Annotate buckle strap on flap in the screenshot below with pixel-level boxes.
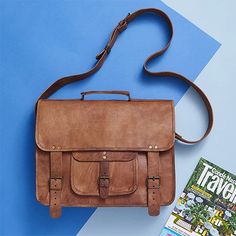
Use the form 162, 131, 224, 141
147, 152, 161, 216
99, 161, 109, 199
49, 152, 62, 218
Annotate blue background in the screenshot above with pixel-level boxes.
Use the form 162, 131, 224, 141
1, 0, 219, 235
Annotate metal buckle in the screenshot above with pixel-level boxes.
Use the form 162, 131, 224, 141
117, 13, 130, 32
96, 13, 130, 60
99, 176, 110, 180
98, 176, 110, 187
117, 19, 128, 32
49, 177, 62, 190
147, 176, 160, 181
146, 176, 160, 189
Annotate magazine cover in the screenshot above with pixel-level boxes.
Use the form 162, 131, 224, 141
161, 158, 236, 236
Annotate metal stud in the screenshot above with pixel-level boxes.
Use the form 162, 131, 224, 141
57, 146, 61, 150
52, 145, 56, 149
103, 156, 107, 160
103, 151, 107, 155
148, 145, 153, 149
154, 145, 158, 149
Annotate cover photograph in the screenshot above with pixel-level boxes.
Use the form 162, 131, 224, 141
162, 158, 236, 236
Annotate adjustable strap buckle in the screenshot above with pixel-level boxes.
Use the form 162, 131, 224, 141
98, 176, 110, 187
146, 176, 160, 189
117, 13, 130, 32
49, 177, 63, 191
96, 13, 130, 60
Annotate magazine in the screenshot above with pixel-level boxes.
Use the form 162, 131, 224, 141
161, 158, 236, 236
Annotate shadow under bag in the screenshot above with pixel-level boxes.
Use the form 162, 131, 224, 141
35, 8, 213, 218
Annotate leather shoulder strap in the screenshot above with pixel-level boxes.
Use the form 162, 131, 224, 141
37, 8, 213, 144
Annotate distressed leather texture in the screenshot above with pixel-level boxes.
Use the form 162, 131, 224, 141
36, 99, 176, 217
36, 100, 174, 151
35, 8, 213, 218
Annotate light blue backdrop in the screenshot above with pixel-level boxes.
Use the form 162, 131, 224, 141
1, 0, 219, 235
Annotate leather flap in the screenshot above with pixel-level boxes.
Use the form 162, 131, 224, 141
36, 99, 175, 152
72, 151, 136, 162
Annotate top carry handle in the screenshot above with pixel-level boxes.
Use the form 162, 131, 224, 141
37, 8, 213, 144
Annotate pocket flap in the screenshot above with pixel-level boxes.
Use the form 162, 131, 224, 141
71, 152, 138, 196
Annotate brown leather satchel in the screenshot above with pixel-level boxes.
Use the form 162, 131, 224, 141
35, 8, 213, 218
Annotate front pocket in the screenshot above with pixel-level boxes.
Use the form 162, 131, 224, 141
71, 151, 138, 197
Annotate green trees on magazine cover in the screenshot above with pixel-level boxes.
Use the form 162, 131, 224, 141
183, 203, 210, 231
220, 215, 236, 235
165, 158, 236, 236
